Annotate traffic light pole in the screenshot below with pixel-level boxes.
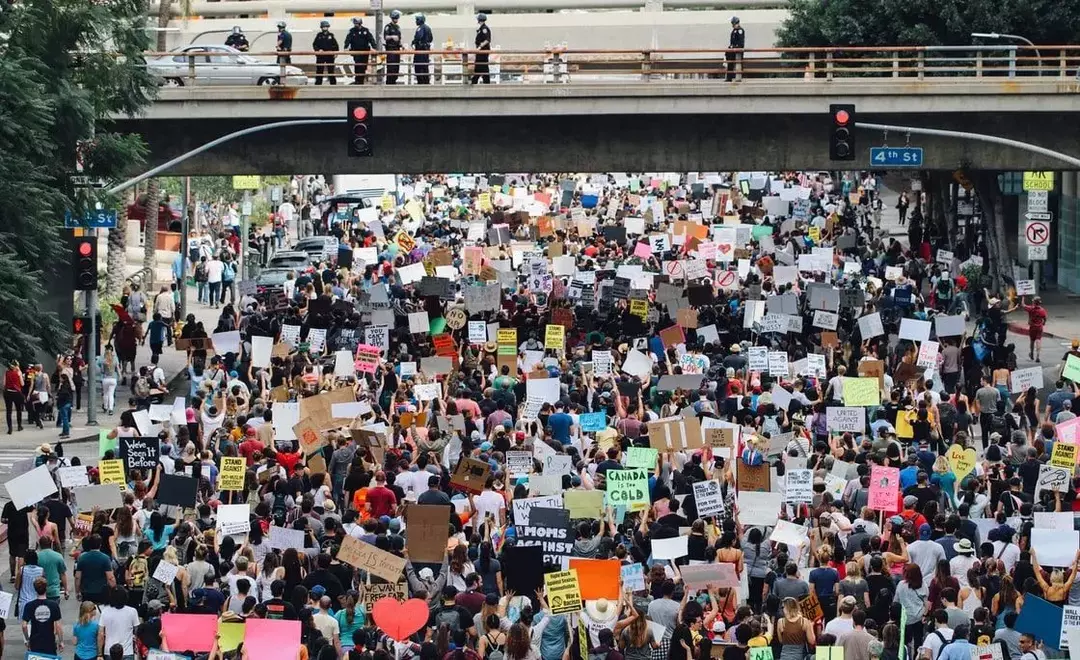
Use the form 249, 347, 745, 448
86, 229, 98, 427
854, 121, 1080, 168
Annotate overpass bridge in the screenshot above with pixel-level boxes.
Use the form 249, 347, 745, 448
118, 46, 1080, 175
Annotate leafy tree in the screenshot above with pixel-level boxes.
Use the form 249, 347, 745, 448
776, 0, 1080, 290
0, 0, 156, 361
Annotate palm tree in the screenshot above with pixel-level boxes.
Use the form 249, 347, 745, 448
143, 179, 160, 288
105, 196, 129, 299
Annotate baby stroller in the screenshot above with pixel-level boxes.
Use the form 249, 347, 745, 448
33, 391, 55, 423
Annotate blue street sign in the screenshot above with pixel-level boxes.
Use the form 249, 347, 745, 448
870, 147, 924, 167
64, 209, 118, 229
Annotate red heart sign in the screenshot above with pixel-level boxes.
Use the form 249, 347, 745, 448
718, 244, 732, 254
372, 597, 430, 641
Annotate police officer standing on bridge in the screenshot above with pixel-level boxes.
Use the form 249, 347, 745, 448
384, 10, 403, 84
313, 20, 339, 85
225, 26, 249, 52
275, 21, 293, 65
470, 13, 492, 84
726, 16, 744, 81
412, 13, 434, 84
345, 17, 376, 84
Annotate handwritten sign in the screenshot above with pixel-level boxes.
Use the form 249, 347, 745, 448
868, 465, 899, 512
336, 536, 407, 582
218, 457, 246, 491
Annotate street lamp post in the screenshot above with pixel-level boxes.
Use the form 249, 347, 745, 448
971, 32, 1043, 76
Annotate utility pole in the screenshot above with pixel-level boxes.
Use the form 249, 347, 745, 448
373, 0, 385, 84
86, 228, 98, 427
180, 176, 190, 319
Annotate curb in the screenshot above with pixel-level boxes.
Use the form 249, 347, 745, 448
1008, 322, 1070, 341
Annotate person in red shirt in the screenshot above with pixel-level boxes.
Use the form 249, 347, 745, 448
238, 427, 264, 466
275, 444, 302, 477
1021, 295, 1047, 362
366, 471, 397, 518
4, 360, 25, 434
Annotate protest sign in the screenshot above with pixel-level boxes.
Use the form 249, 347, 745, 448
517, 514, 574, 566
842, 378, 880, 406
605, 468, 650, 506
218, 457, 246, 491
826, 407, 865, 432
450, 458, 491, 494
869, 466, 900, 512
785, 469, 813, 503
337, 536, 407, 582
512, 495, 563, 526
4, 465, 58, 510
120, 436, 160, 473
693, 479, 725, 517
544, 570, 582, 614
626, 447, 658, 469
404, 504, 452, 563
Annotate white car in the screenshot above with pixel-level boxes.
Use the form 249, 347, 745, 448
147, 45, 309, 86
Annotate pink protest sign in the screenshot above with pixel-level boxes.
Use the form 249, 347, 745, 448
161, 613, 218, 652
633, 241, 652, 259
868, 465, 900, 513
354, 344, 382, 373
244, 619, 301, 659
1057, 417, 1080, 445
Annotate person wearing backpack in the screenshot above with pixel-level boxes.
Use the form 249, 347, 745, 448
919, 609, 954, 660
431, 585, 476, 640
477, 613, 507, 660
221, 256, 237, 306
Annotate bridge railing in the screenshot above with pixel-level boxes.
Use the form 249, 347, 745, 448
140, 45, 1080, 87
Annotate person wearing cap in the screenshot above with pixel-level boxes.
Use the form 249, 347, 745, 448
344, 17, 377, 84
470, 13, 492, 84
726, 16, 745, 81
383, 11, 403, 84
907, 523, 946, 582
312, 21, 339, 85
275, 21, 293, 65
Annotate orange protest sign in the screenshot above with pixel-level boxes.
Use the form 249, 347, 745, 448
568, 558, 621, 601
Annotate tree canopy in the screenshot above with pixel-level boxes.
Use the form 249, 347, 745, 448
776, 0, 1080, 49
0, 0, 156, 360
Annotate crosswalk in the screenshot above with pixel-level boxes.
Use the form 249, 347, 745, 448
0, 448, 46, 478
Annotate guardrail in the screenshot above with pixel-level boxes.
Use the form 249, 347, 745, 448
142, 45, 1080, 87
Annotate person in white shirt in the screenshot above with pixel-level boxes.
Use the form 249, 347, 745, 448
99, 588, 142, 658
206, 255, 224, 308
908, 526, 947, 581
470, 479, 506, 528
823, 596, 857, 641
991, 528, 1022, 574
918, 610, 954, 660
949, 538, 979, 586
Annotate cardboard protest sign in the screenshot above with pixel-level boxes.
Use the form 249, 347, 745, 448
737, 463, 771, 492
564, 490, 605, 519
404, 504, 451, 563
73, 484, 124, 512
336, 536, 407, 582
450, 458, 491, 494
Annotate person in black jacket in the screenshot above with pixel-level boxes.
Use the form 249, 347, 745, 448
224, 26, 249, 52
726, 16, 745, 81
411, 13, 433, 84
384, 10, 403, 84
312, 20, 339, 85
471, 13, 491, 84
344, 17, 376, 84
275, 21, 292, 65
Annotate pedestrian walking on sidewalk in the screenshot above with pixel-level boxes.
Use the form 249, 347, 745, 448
4, 359, 25, 434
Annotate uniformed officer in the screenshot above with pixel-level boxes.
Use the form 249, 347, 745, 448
344, 17, 377, 84
726, 15, 745, 81
312, 20, 339, 85
275, 21, 292, 65
224, 26, 249, 52
470, 13, 492, 84
411, 13, 433, 84
384, 10, 403, 84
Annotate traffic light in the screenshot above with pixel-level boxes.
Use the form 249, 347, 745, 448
72, 316, 91, 336
73, 237, 97, 290
347, 101, 373, 157
829, 104, 856, 161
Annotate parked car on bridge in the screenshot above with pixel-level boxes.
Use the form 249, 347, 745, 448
147, 45, 309, 87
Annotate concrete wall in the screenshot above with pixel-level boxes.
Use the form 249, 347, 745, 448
1061, 173, 1080, 292
115, 111, 1080, 175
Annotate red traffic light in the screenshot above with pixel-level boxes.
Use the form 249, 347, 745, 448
834, 109, 850, 125
352, 105, 368, 121
78, 241, 93, 256
73, 318, 83, 333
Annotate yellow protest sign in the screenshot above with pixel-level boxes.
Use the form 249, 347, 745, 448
497, 328, 517, 345
1023, 171, 1055, 191
629, 299, 648, 320
544, 569, 583, 614
395, 231, 416, 252
99, 459, 126, 487
545, 324, 565, 351
478, 192, 493, 212
808, 226, 821, 243
946, 444, 977, 481
405, 199, 425, 223
231, 175, 260, 190
895, 410, 915, 439
842, 377, 880, 406
1051, 442, 1077, 469
219, 457, 246, 491
380, 194, 395, 211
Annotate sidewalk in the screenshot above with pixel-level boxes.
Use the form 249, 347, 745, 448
5, 282, 219, 451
